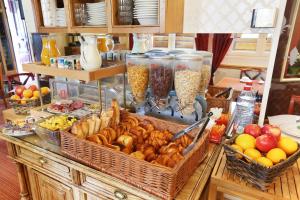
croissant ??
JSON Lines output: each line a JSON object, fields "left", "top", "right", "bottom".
{"left": 87, "top": 135, "right": 102, "bottom": 144}
{"left": 175, "top": 135, "right": 192, "bottom": 148}
{"left": 131, "top": 151, "right": 145, "bottom": 160}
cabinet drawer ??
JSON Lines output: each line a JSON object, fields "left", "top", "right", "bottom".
{"left": 16, "top": 147, "right": 72, "bottom": 181}
{"left": 80, "top": 173, "right": 144, "bottom": 200}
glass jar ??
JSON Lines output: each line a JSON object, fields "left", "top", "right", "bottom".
{"left": 174, "top": 54, "right": 203, "bottom": 114}
{"left": 126, "top": 54, "right": 149, "bottom": 104}
{"left": 48, "top": 35, "right": 61, "bottom": 59}
{"left": 194, "top": 51, "right": 212, "bottom": 96}
{"left": 149, "top": 54, "right": 174, "bottom": 107}
{"left": 41, "top": 35, "right": 50, "bottom": 66}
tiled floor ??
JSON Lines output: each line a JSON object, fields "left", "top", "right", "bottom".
{"left": 0, "top": 102, "right": 20, "bottom": 200}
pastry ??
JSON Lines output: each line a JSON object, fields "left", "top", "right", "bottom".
{"left": 87, "top": 135, "right": 102, "bottom": 144}
{"left": 87, "top": 119, "right": 96, "bottom": 136}
{"left": 81, "top": 121, "right": 89, "bottom": 136}
{"left": 131, "top": 151, "right": 145, "bottom": 160}
{"left": 117, "top": 135, "right": 133, "bottom": 149}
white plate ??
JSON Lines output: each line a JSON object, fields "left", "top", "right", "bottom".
{"left": 138, "top": 18, "right": 158, "bottom": 25}
{"left": 134, "top": 11, "right": 158, "bottom": 15}
{"left": 134, "top": 14, "right": 158, "bottom": 18}
{"left": 281, "top": 123, "right": 300, "bottom": 137}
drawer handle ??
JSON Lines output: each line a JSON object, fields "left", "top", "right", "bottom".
{"left": 114, "top": 190, "right": 127, "bottom": 200}
{"left": 39, "top": 157, "right": 47, "bottom": 165}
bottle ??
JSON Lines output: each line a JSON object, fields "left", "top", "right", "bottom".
{"left": 234, "top": 84, "right": 256, "bottom": 133}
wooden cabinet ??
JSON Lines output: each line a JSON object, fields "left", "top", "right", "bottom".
{"left": 28, "top": 168, "right": 73, "bottom": 200}
{"left": 31, "top": 0, "right": 185, "bottom": 33}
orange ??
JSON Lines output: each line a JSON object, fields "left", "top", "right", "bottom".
{"left": 33, "top": 91, "right": 40, "bottom": 98}
{"left": 231, "top": 144, "right": 243, "bottom": 159}
{"left": 235, "top": 134, "right": 256, "bottom": 150}
{"left": 30, "top": 96, "right": 38, "bottom": 100}
{"left": 267, "top": 148, "right": 287, "bottom": 164}
{"left": 278, "top": 137, "right": 298, "bottom": 155}
{"left": 22, "top": 89, "right": 33, "bottom": 98}
{"left": 41, "top": 87, "right": 50, "bottom": 95}
{"left": 257, "top": 157, "right": 273, "bottom": 167}
{"left": 244, "top": 148, "right": 261, "bottom": 162}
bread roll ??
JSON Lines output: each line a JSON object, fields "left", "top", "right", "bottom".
{"left": 87, "top": 119, "right": 96, "bottom": 136}
{"left": 117, "top": 135, "right": 133, "bottom": 148}
{"left": 81, "top": 121, "right": 89, "bottom": 136}
{"left": 131, "top": 151, "right": 145, "bottom": 160}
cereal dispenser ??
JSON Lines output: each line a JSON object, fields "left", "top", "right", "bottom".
{"left": 126, "top": 54, "right": 149, "bottom": 109}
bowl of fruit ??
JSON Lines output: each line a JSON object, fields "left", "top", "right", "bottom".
{"left": 9, "top": 85, "right": 51, "bottom": 115}
{"left": 34, "top": 115, "right": 77, "bottom": 146}
{"left": 224, "top": 123, "right": 300, "bottom": 190}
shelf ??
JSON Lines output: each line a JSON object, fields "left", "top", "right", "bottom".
{"left": 38, "top": 26, "right": 68, "bottom": 33}
{"left": 70, "top": 26, "right": 108, "bottom": 33}
{"left": 111, "top": 25, "right": 161, "bottom": 33}
{"left": 22, "top": 62, "right": 126, "bottom": 82}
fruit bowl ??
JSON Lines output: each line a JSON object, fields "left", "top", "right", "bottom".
{"left": 223, "top": 134, "right": 300, "bottom": 190}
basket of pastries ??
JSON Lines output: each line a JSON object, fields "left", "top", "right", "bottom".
{"left": 224, "top": 123, "right": 300, "bottom": 190}
{"left": 206, "top": 86, "right": 235, "bottom": 113}
{"left": 61, "top": 100, "right": 210, "bottom": 200}
{"left": 9, "top": 85, "right": 51, "bottom": 115}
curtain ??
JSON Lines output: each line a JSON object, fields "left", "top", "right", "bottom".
{"left": 210, "top": 34, "right": 233, "bottom": 85}
{"left": 129, "top": 33, "right": 134, "bottom": 50}
{"left": 195, "top": 33, "right": 209, "bottom": 51}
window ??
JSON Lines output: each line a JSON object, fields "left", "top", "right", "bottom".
{"left": 152, "top": 33, "right": 196, "bottom": 50}
{"left": 232, "top": 33, "right": 272, "bottom": 53}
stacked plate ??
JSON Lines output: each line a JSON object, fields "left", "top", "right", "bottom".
{"left": 133, "top": 0, "right": 158, "bottom": 25}
{"left": 86, "top": 2, "right": 107, "bottom": 26}
{"left": 56, "top": 8, "right": 66, "bottom": 26}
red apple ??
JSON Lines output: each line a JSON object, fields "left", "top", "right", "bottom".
{"left": 244, "top": 124, "right": 261, "bottom": 138}
{"left": 28, "top": 85, "right": 38, "bottom": 91}
{"left": 15, "top": 85, "right": 26, "bottom": 97}
{"left": 256, "top": 134, "right": 278, "bottom": 153}
{"left": 261, "top": 124, "right": 281, "bottom": 141}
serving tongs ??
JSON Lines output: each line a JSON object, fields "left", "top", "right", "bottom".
{"left": 225, "top": 108, "right": 237, "bottom": 139}
{"left": 171, "top": 112, "right": 213, "bottom": 141}
{"left": 182, "top": 112, "right": 213, "bottom": 155}
{"left": 214, "top": 87, "right": 232, "bottom": 98}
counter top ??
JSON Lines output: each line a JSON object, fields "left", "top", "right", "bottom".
{"left": 1, "top": 108, "right": 222, "bottom": 200}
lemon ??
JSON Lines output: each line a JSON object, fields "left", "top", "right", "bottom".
{"left": 267, "top": 148, "right": 287, "bottom": 164}
{"left": 235, "top": 134, "right": 256, "bottom": 150}
{"left": 257, "top": 157, "right": 273, "bottom": 167}
{"left": 278, "top": 137, "right": 298, "bottom": 155}
{"left": 244, "top": 148, "right": 261, "bottom": 162}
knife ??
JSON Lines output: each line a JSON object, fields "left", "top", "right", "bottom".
{"left": 171, "top": 113, "right": 212, "bottom": 141}
{"left": 183, "top": 112, "right": 213, "bottom": 155}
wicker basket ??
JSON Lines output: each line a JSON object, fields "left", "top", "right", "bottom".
{"left": 223, "top": 135, "right": 300, "bottom": 190}
{"left": 61, "top": 114, "right": 209, "bottom": 200}
{"left": 9, "top": 93, "right": 51, "bottom": 115}
{"left": 206, "top": 86, "right": 234, "bottom": 113}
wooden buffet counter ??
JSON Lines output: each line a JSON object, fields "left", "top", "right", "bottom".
{"left": 1, "top": 108, "right": 221, "bottom": 200}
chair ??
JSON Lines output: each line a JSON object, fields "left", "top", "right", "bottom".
{"left": 0, "top": 63, "right": 8, "bottom": 108}
{"left": 7, "top": 72, "right": 35, "bottom": 91}
{"left": 240, "top": 68, "right": 265, "bottom": 81}
{"left": 288, "top": 95, "right": 300, "bottom": 114}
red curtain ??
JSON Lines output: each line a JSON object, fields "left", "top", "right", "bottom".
{"left": 210, "top": 34, "right": 233, "bottom": 85}
{"left": 195, "top": 34, "right": 209, "bottom": 51}
{"left": 129, "top": 33, "right": 134, "bottom": 50}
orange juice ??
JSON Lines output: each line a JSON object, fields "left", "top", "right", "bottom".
{"left": 41, "top": 36, "right": 50, "bottom": 65}
{"left": 97, "top": 37, "right": 109, "bottom": 52}
{"left": 49, "top": 38, "right": 60, "bottom": 58}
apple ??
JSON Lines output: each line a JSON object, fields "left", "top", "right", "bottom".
{"left": 15, "top": 85, "right": 26, "bottom": 97}
{"left": 244, "top": 124, "right": 261, "bottom": 138}
{"left": 261, "top": 124, "right": 281, "bottom": 141}
{"left": 28, "top": 85, "right": 38, "bottom": 91}
{"left": 256, "top": 134, "right": 278, "bottom": 153}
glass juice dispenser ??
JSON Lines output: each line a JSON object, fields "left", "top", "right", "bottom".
{"left": 174, "top": 54, "right": 203, "bottom": 115}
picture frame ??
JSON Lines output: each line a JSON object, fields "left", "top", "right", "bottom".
{"left": 280, "top": 0, "right": 300, "bottom": 82}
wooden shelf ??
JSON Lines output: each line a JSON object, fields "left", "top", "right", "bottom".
{"left": 111, "top": 25, "right": 161, "bottom": 33}
{"left": 70, "top": 26, "right": 108, "bottom": 33}
{"left": 38, "top": 26, "right": 69, "bottom": 33}
{"left": 22, "top": 62, "right": 126, "bottom": 82}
